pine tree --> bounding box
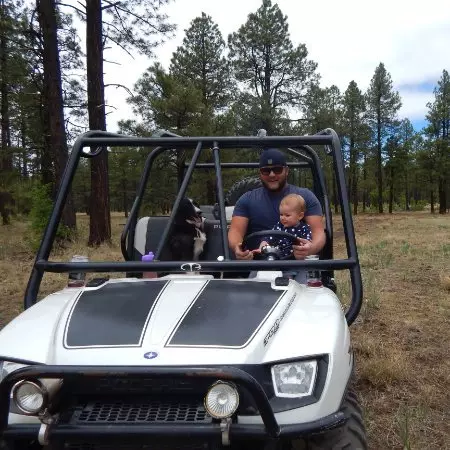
[397,118,415,211]
[228,0,318,134]
[384,120,415,213]
[67,0,175,245]
[129,63,204,188]
[425,70,449,214]
[341,81,368,214]
[170,13,232,110]
[37,0,76,229]
[366,62,401,213]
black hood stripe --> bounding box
[64,281,169,348]
[167,280,286,348]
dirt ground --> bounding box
[0,211,449,449]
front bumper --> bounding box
[0,365,346,446]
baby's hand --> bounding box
[259,240,269,250]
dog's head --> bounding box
[174,198,204,230]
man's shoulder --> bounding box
[239,187,266,201]
[233,187,266,217]
[286,184,323,216]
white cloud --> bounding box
[96,0,450,130]
[397,91,433,120]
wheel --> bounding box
[225,177,262,206]
[292,390,367,450]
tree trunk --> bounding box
[20,115,28,177]
[0,0,12,173]
[349,139,358,215]
[362,153,367,213]
[438,177,446,214]
[86,0,111,246]
[38,81,54,186]
[37,0,76,230]
[430,191,434,213]
[121,171,128,218]
[376,113,383,213]
[405,169,410,211]
[388,166,393,214]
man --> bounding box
[228,148,326,262]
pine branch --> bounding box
[112,4,135,44]
[105,34,134,58]
[103,58,120,65]
[110,3,168,34]
[56,2,86,16]
[102,0,121,11]
[102,20,123,35]
[104,83,133,95]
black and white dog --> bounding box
[159,197,207,262]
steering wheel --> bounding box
[242,230,299,260]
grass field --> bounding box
[0,211,449,449]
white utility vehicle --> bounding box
[0,129,366,449]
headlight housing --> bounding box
[1,361,62,416]
[204,381,239,419]
[12,380,47,415]
[271,360,317,398]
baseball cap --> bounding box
[259,148,287,167]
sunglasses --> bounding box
[260,166,284,176]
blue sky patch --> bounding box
[411,119,427,132]
[397,81,435,93]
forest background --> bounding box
[0,0,448,246]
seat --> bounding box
[133,216,232,264]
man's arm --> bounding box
[228,216,253,260]
[304,215,326,254]
[292,215,325,259]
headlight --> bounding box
[271,360,317,398]
[12,380,47,415]
[1,361,62,416]
[204,381,239,419]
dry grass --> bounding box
[1,211,449,449]
[334,212,450,449]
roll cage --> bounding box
[23,128,363,325]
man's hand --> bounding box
[234,242,254,260]
[292,238,313,260]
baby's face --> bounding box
[280,204,303,227]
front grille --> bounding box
[73,400,211,424]
[70,377,212,395]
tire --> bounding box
[292,390,367,450]
[225,177,262,206]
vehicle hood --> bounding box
[0,276,346,366]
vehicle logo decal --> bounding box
[143,351,158,359]
[263,293,296,346]
[181,263,202,271]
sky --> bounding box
[93,0,450,133]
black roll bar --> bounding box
[23,130,362,325]
[154,141,203,260]
[120,145,167,261]
[212,141,231,260]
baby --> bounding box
[257,193,312,259]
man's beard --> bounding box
[261,176,287,192]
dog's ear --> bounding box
[175,198,194,220]
[186,197,202,216]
